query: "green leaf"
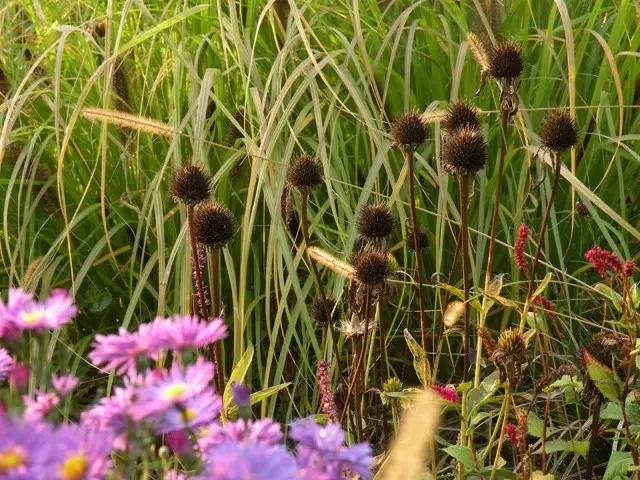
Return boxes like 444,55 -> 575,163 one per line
532,472 -> 555,479
631,283 -> 640,310
527,411 -> 545,438
404,329 -> 430,386
540,440 -> 589,457
604,450 -> 633,480
443,445 -> 477,470
223,344 -> 254,409
227,383 -> 291,417
601,402 -> 623,421
595,283 -> 624,313
583,350 -> 623,403
531,272 -> 553,301
437,284 -> 483,311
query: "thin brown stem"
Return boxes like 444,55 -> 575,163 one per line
209,250 -> 226,396
405,149 -> 428,363
585,395 -> 601,480
300,193 -> 329,306
459,175 -> 471,383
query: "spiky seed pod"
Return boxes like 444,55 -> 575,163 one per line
309,294 -> 341,326
287,154 -> 323,192
356,203 -> 396,242
441,126 -> 488,176
170,165 -> 212,206
488,41 -> 524,80
497,328 -> 526,356
539,109 -> 578,153
443,101 -> 481,135
390,111 -> 428,152
381,377 -> 404,406
407,226 -> 430,252
351,249 -> 394,286
193,201 -> 237,250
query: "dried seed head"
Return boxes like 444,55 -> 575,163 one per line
356,203 -> 396,242
539,109 -> 578,153
477,327 -> 497,357
407,226 -> 430,252
441,126 -> 488,176
535,363 -> 578,391
443,101 -> 481,135
575,201 -> 590,217
287,154 -> 323,192
383,377 -> 404,393
169,164 -> 212,206
390,111 -> 428,152
225,108 -> 247,146
488,41 -> 524,80
309,294 -> 341,326
193,201 -> 237,250
584,331 -> 626,366
351,249 -> 394,285
497,328 -> 526,356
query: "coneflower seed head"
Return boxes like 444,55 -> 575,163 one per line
497,328 -> 526,356
539,109 -> 578,153
287,154 -> 323,192
407,226 -> 430,252
356,203 -> 396,241
390,111 -> 428,152
441,126 -> 488,176
488,41 -> 524,80
309,294 -> 340,326
443,101 -> 481,135
351,249 -> 394,285
193,201 -> 237,250
169,164 -> 212,206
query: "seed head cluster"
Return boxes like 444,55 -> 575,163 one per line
170,165 -> 212,206
309,294 -> 340,326
443,101 -> 480,135
351,249 -> 394,286
441,126 -> 488,176
356,203 -> 396,242
193,201 -> 237,250
287,154 -> 324,192
488,41 -> 524,80
390,111 -> 428,152
407,226 -> 430,252
539,109 -> 578,153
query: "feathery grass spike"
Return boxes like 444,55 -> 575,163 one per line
82,108 -> 174,137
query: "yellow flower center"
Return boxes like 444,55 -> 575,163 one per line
180,408 -> 197,423
21,311 -> 43,324
162,382 -> 187,401
59,453 -> 88,480
0,448 -> 26,473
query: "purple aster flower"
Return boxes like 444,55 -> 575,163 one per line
131,357 -> 215,420
23,391 -> 60,421
0,417 -> 56,479
165,430 -> 191,456
89,325 -> 156,375
231,383 -> 251,409
195,442 -> 298,480
8,288 -> 77,332
82,384 -> 136,450
155,390 -> 221,434
0,348 -> 14,381
150,315 -> 227,352
164,472 -> 189,480
0,288 -> 32,340
52,375 -> 79,396
197,418 -> 282,458
54,423 -> 113,480
9,363 -> 30,389
290,419 -> 373,480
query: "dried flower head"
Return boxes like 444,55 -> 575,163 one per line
497,329 -> 526,356
351,249 -> 394,286
382,377 -> 404,393
441,126 -> 488,176
225,109 -> 247,146
193,201 -> 237,250
407,226 -> 430,252
539,110 -> 578,153
170,165 -> 212,206
488,41 -> 524,81
286,154 -> 323,192
309,294 -> 340,326
356,203 -> 396,242
443,101 -> 481,135
477,327 -> 497,358
535,363 -> 578,391
390,111 -> 428,152
481,328 -> 527,386
575,201 -> 589,217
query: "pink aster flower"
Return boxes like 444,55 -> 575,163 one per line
55,423 -> 113,480
82,384 -> 137,450
131,357 -> 215,420
155,390 -> 221,434
9,362 -> 30,389
0,348 -> 14,381
431,384 -> 459,403
150,315 -> 227,352
197,418 -> 282,459
0,288 -> 33,340
10,288 -> 77,332
165,472 -> 189,480
89,324 -> 157,375
52,374 -> 79,396
23,390 -> 60,421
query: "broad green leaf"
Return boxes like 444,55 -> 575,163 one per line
482,274 -> 505,313
469,412 -> 492,430
437,284 -> 482,310
531,273 -> 553,301
443,445 -> 477,470
583,350 -> 623,403
532,472 -> 555,479
227,383 -> 291,417
527,411 -> 545,438
595,283 -> 624,313
631,283 -> 640,310
223,344 -> 255,409
540,440 -> 589,457
604,450 -> 633,480
404,329 -> 430,386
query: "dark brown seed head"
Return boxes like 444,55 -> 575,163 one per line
287,154 -> 323,192
441,126 -> 488,176
443,101 -> 481,135
309,294 -> 341,326
407,226 -> 430,252
488,41 -> 524,80
390,111 -> 428,152
539,109 -> 578,153
357,203 -> 396,242
575,201 -> 590,217
93,22 -> 106,39
193,201 -> 237,250
497,328 -> 526,356
351,249 -> 394,285
170,164 -> 212,206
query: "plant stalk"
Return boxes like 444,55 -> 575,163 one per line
459,175 -> 471,383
